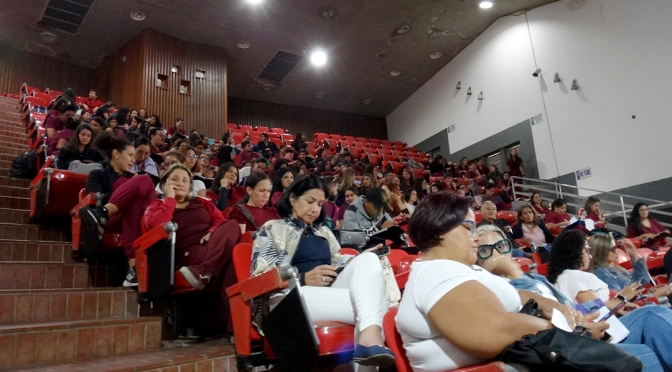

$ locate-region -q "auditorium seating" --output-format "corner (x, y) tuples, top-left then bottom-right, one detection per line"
(29, 156), (88, 223)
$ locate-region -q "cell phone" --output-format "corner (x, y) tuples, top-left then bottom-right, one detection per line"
(335, 266), (345, 275)
(375, 245), (391, 257)
(209, 138), (215, 145)
(354, 179), (362, 185)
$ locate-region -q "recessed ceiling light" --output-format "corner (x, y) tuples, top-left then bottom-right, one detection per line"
(247, 0), (263, 4)
(479, 1), (493, 9)
(390, 70), (401, 77)
(397, 25), (410, 34)
(39, 31), (58, 44)
(430, 52), (442, 59)
(314, 92), (327, 99)
(130, 11), (145, 21)
(237, 40), (251, 49)
(362, 99), (373, 105)
(310, 50), (327, 67)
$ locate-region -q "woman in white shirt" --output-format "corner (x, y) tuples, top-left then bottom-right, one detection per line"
(397, 192), (563, 372)
(403, 188), (417, 215)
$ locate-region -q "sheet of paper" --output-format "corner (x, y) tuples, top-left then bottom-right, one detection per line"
(594, 306), (630, 344)
(551, 308), (573, 332)
(584, 218), (595, 231)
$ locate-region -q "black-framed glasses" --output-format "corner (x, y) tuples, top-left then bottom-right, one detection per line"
(477, 239), (513, 260)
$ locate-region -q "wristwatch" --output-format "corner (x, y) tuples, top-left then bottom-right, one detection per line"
(616, 294), (627, 302)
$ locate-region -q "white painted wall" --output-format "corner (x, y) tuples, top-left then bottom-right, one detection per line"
(387, 0), (672, 194)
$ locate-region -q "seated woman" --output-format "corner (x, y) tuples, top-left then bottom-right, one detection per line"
(80, 133), (157, 286)
(197, 153), (216, 178)
(156, 147), (206, 197)
(208, 162), (239, 211)
(399, 168), (415, 193)
(142, 164), (241, 291)
(337, 186), (359, 228)
(577, 196), (607, 227)
(57, 123), (104, 171)
(359, 173), (374, 195)
(404, 188), (418, 215)
(477, 226), (671, 371)
(545, 198), (572, 230)
(626, 202), (670, 249)
(270, 168), (294, 207)
(511, 203), (555, 247)
(229, 171), (280, 233)
(251, 175), (395, 367)
(589, 233), (672, 298)
(129, 136), (158, 178)
(397, 192), (569, 371)
(530, 191), (550, 219)
(382, 182), (409, 219)
(496, 172), (513, 197)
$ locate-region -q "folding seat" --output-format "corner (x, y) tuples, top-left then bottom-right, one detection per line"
(347, 146), (362, 159)
(75, 96), (87, 105)
(281, 133), (294, 142)
(254, 126), (269, 133)
(407, 147), (420, 154)
(383, 309), (506, 372)
(306, 142), (317, 150)
(361, 147), (377, 155)
(267, 132), (281, 141)
(308, 148), (318, 156)
(230, 130), (245, 144)
(410, 169), (428, 180)
(355, 137), (368, 143)
(23, 96), (50, 111)
(391, 141), (406, 149)
(32, 91), (52, 101)
(21, 83), (42, 96)
(314, 132), (329, 144)
(380, 140), (392, 146)
(30, 157), (88, 223)
(238, 124), (253, 134)
(381, 154), (397, 163)
(379, 144), (393, 154)
(250, 134), (262, 144)
(355, 141), (369, 148)
(367, 154), (381, 166)
(368, 138), (381, 145)
(270, 127), (286, 135)
(46, 90), (62, 98)
(227, 243), (355, 370)
(391, 150), (406, 158)
(383, 161), (403, 174)
(496, 211), (517, 225)
(330, 134), (342, 143)
(429, 177), (444, 185)
(323, 138), (339, 150)
(343, 136), (355, 142)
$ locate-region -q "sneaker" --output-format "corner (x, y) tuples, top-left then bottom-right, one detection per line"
(352, 344), (396, 368)
(123, 267), (137, 287)
(79, 205), (108, 256)
(179, 266), (210, 290)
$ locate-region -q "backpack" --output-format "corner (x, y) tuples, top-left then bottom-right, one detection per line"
(9, 150), (38, 179)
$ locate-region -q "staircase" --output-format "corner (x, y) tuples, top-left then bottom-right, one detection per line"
(0, 96), (238, 371)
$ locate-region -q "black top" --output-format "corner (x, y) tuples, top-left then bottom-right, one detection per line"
(253, 140), (279, 156)
(57, 146), (104, 170)
(85, 164), (133, 205)
(290, 228), (331, 274)
(511, 220), (555, 245)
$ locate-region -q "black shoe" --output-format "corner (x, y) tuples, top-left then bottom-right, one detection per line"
(123, 267), (137, 287)
(79, 205), (108, 256)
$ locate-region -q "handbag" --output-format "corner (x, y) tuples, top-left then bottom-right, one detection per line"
(499, 300), (642, 372)
(380, 256), (401, 309)
(333, 230), (369, 250)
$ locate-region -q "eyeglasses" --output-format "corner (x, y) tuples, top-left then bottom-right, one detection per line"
(460, 220), (476, 237)
(186, 154), (198, 159)
(477, 239), (513, 260)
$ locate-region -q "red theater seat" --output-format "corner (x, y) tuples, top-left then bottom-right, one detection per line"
(496, 211), (517, 225)
(30, 157), (88, 222)
(347, 146), (362, 159)
(343, 136), (355, 142)
(270, 127), (286, 135)
(355, 137), (368, 143)
(391, 141), (406, 149)
(380, 140), (392, 146)
(281, 133), (294, 143)
(314, 132), (329, 144)
(227, 243), (355, 370)
(367, 154), (381, 166)
(411, 169), (428, 179)
(383, 161), (404, 173)
(70, 189), (123, 254)
(237, 124), (253, 133)
(383, 309), (507, 372)
(391, 150), (406, 158)
(32, 91), (52, 102)
(330, 134), (342, 142)
(254, 126), (269, 133)
(46, 90), (62, 98)
(21, 83), (42, 96)
(407, 147), (420, 154)
(355, 141), (369, 148)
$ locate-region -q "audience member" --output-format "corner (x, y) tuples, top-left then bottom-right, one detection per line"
(486, 165), (501, 184)
(167, 117), (187, 139)
(588, 233), (658, 291)
(129, 136), (158, 178)
(79, 89), (104, 113)
(50, 112), (79, 156)
(44, 104), (76, 153)
(342, 187), (396, 233)
(209, 162), (239, 211)
(403, 188), (418, 214)
(56, 123), (104, 172)
(413, 178), (428, 200)
(545, 198), (572, 230)
(399, 168), (414, 192)
(576, 196), (607, 227)
(239, 158), (266, 186)
(321, 177), (340, 230)
(337, 186), (359, 227)
(428, 155), (446, 176)
(506, 148), (525, 182)
(270, 168), (294, 207)
(476, 159), (488, 176)
(482, 184), (505, 210)
(335, 168), (355, 206)
(229, 171), (280, 232)
(93, 101), (115, 119)
(531, 191), (550, 218)
(477, 201), (525, 256)
(250, 175), (395, 368)
(454, 157), (469, 177)
(89, 117), (105, 136)
(511, 203), (555, 247)
(197, 153), (216, 178)
(253, 133), (279, 158)
(626, 202), (670, 249)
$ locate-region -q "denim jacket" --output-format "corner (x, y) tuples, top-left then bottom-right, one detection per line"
(251, 217), (345, 276)
(594, 258), (649, 290)
(509, 273), (571, 305)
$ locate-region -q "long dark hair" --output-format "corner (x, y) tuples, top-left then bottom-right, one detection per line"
(211, 162), (238, 192)
(116, 107), (130, 126)
(629, 202), (648, 235)
(548, 230), (586, 283)
(63, 123), (94, 155)
(276, 175), (329, 225)
(271, 168), (294, 196)
(93, 131), (132, 160)
(240, 171), (270, 204)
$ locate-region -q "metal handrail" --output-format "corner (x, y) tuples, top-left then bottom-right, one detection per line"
(510, 176), (672, 230)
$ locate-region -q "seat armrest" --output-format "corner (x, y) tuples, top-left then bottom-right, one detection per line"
(226, 268), (288, 302)
(134, 222), (175, 252)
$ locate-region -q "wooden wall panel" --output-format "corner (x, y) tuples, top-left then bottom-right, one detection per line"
(0, 43), (92, 97)
(227, 96), (388, 140)
(95, 29), (228, 140)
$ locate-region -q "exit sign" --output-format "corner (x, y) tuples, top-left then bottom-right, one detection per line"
(575, 168), (592, 180)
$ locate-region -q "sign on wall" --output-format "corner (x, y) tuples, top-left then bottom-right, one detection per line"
(531, 113), (544, 125)
(575, 167), (592, 181)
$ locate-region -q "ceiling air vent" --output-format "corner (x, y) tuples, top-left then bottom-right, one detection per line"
(38, 0), (94, 35)
(256, 51), (303, 83)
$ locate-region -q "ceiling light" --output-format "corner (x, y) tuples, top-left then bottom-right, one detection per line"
(237, 41), (251, 49)
(246, 0), (263, 4)
(362, 99), (373, 105)
(130, 11), (145, 21)
(315, 92), (327, 99)
(310, 50), (327, 67)
(397, 25), (411, 34)
(390, 70), (401, 77)
(39, 31), (58, 44)
(479, 2), (493, 9)
(430, 52), (442, 59)
(321, 8), (335, 20)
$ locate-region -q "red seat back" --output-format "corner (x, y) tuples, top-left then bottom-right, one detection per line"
(411, 169), (427, 179)
(496, 211), (517, 225)
(254, 126), (269, 133)
(233, 243), (254, 282)
(383, 309), (414, 372)
(347, 146), (362, 159)
(237, 124), (253, 133)
(270, 127), (286, 135)
(367, 154), (381, 166)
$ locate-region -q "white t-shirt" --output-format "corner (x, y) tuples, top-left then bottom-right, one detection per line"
(155, 180), (206, 197)
(396, 260), (522, 372)
(554, 269), (610, 303)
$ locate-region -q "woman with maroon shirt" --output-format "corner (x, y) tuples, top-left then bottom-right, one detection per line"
(229, 171), (281, 232)
(142, 164), (241, 329)
(506, 148), (525, 181)
(530, 191), (550, 218)
(627, 202), (670, 249)
(544, 198), (572, 229)
(476, 159), (488, 176)
(454, 157), (469, 177)
(270, 168), (294, 207)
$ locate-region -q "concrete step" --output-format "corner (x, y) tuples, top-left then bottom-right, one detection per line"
(0, 287), (137, 326)
(0, 176), (31, 188)
(0, 222), (69, 242)
(0, 239), (73, 263)
(0, 316), (162, 369)
(0, 186), (30, 199)
(13, 338), (236, 372)
(0, 262), (88, 290)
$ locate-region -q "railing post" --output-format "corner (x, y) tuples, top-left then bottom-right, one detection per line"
(512, 177), (517, 200)
(558, 184), (563, 199)
(620, 196), (628, 227)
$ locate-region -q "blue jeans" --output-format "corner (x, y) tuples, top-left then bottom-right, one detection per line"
(616, 344), (663, 372)
(620, 305), (672, 372)
(511, 249), (526, 258)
